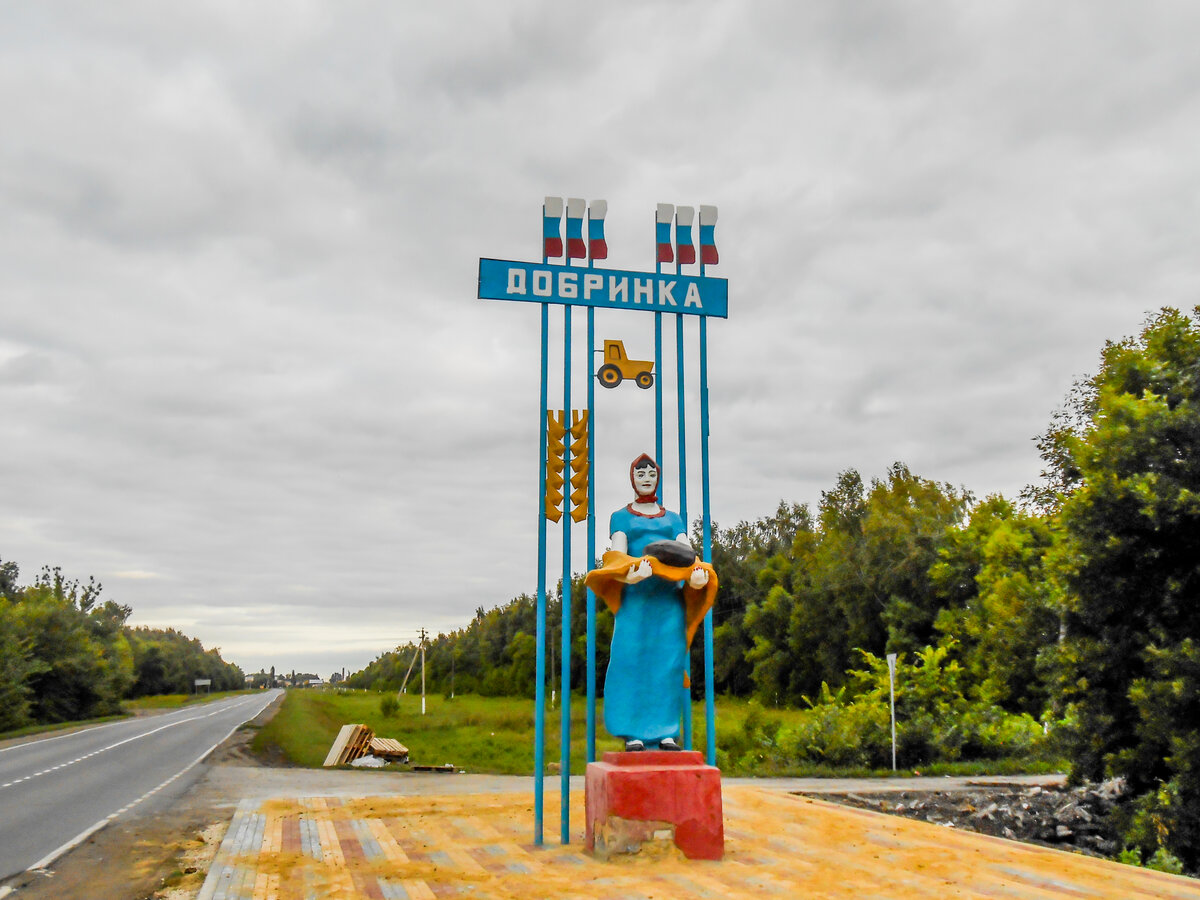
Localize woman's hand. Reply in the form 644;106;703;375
689;566;709;589
625;559;653;584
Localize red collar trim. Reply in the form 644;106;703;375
626;503;666;519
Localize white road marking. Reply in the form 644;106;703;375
0;694;253;757
23;693;278;878
0;719;132;756
0;696;265;792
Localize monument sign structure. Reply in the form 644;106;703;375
478;199;728;848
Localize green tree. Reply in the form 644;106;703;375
14;583;119;722
744;465;969;705
932;496;1059;715
1040;307;1200;867
701;502;812;697
0;556;19;598
0;596;43;731
127;627;242;696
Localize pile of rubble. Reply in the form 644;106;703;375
819;780;1127;858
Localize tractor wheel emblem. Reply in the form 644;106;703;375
598;339;654;389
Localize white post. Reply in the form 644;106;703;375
887;652;898;772
421;641;426;716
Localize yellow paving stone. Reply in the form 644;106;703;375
265;816;282;856
316;816;346;868
466;819;507;842
399;879;438;899
251;870;279;900
497;840;546;868
444;846;492;875
365;817;410;864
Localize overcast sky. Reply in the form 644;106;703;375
3;3;1198;679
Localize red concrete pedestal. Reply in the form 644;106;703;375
585;751;723;860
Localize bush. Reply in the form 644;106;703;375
716;700;785;770
776;683;891;768
760;643;1047;771
1116;844;1186;875
379;693;398;718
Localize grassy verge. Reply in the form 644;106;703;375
123;689;257;711
251;690;1064;778
721;756;1067;779
0;714;130;742
0;690;263;743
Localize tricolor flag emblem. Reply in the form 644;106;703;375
588;199;608;260
675;205;696;265
699;205;719;266
566;198;587;260
656;203;674;264
543;196;564;259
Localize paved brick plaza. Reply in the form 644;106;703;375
198;786;1200;899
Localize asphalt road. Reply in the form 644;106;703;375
0;690;281;886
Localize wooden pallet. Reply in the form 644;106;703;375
322;723;374;766
368;737;409;761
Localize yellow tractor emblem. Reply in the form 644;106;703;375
598;339;654;390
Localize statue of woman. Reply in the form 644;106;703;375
584;454;718;751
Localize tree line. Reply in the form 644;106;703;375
351;308;1200;869
0;563;244;732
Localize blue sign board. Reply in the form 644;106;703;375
478;258;728;319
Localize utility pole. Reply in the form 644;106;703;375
397;643;420;697
419;627;428;715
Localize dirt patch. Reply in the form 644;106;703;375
7;804;230;900
156;823;228;900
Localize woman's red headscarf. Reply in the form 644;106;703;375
629;453;660;503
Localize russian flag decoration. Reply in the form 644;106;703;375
699;205;719;266
656;203;674;264
566;198;587;260
588;199;608;260
543;196;564;259
675;205;696;265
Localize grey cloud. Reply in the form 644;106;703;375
2;2;1198;676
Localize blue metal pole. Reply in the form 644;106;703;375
534;300;549;844
586;247;597;764
675;252;692;751
655;211;664;501
699;309;716;767
675;314;688;536
561;280;573;844
654;319;663;492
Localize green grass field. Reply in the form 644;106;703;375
251;689;1063;777
253;689;621;772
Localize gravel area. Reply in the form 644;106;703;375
802;779;1130;860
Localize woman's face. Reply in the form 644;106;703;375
632;465;658;499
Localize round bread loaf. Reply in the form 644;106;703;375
643;539;697;568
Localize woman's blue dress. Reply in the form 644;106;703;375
603;505;687;745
